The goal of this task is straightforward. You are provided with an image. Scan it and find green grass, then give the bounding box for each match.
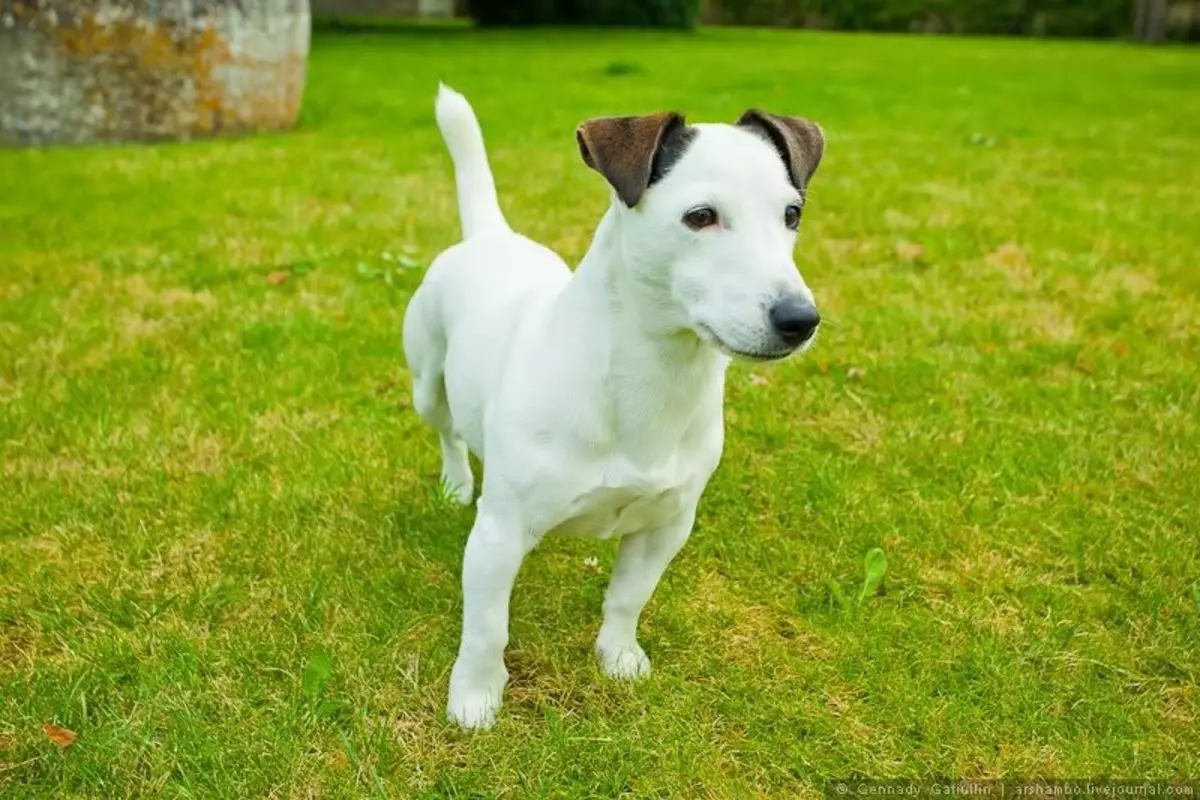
[2,24,1199,796]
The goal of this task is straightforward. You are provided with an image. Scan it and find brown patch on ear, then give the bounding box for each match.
[737,109,825,191]
[576,112,686,208]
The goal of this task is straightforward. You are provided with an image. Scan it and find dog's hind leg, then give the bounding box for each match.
[412,372,474,506]
[438,432,474,506]
[404,292,475,506]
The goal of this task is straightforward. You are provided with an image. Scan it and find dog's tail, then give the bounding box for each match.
[435,83,508,239]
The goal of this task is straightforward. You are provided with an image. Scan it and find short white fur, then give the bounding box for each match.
[402,85,821,729]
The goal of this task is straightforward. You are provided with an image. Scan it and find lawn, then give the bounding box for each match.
[2,22,1199,796]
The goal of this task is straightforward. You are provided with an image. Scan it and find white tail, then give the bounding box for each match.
[435,83,508,239]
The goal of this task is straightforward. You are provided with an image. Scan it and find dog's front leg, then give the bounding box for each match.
[595,509,695,680]
[448,507,532,729]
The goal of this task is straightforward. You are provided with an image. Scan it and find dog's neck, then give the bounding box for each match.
[556,205,729,457]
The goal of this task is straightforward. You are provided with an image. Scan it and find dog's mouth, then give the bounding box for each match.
[695,324,796,363]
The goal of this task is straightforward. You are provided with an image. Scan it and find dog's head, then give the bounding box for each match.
[577,109,824,360]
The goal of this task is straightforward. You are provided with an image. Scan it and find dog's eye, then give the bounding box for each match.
[683,206,719,230]
[784,203,803,230]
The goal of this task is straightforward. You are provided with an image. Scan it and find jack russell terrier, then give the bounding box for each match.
[403,84,824,729]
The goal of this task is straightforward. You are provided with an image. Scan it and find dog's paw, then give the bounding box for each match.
[596,641,651,680]
[438,441,474,506]
[447,657,506,730]
[447,687,502,730]
[439,476,474,506]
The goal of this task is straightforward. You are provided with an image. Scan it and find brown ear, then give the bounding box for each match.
[576,112,687,208]
[736,109,825,192]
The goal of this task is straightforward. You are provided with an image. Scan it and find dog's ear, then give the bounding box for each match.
[576,112,687,208]
[736,110,825,192]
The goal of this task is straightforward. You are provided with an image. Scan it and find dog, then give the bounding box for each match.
[403,84,824,729]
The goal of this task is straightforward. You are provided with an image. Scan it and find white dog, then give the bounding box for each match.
[403,84,824,729]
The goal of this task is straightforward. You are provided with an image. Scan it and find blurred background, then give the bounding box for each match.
[1,0,1195,147]
[309,0,1199,40]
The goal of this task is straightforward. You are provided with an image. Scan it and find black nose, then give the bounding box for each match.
[769,297,820,346]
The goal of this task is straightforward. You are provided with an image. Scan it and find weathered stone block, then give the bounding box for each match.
[0,0,310,145]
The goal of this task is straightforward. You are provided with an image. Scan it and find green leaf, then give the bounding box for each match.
[302,652,333,700]
[858,548,888,605]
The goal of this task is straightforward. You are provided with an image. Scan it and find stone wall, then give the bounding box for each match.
[0,0,311,145]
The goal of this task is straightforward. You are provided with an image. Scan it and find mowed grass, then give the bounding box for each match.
[2,24,1199,796]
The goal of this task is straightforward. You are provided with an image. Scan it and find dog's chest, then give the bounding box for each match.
[549,466,689,540]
